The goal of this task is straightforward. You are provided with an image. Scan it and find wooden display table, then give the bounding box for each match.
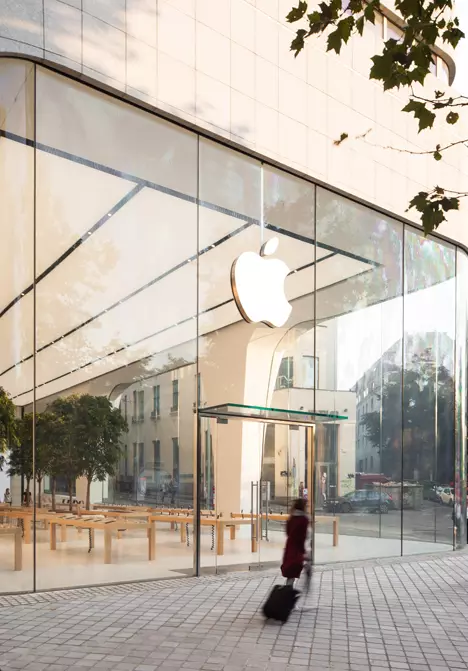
[150,513,252,556]
[0,527,22,571]
[0,507,60,544]
[230,512,340,547]
[47,515,155,564]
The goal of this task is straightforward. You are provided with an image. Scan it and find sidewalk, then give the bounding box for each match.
[1,552,468,671]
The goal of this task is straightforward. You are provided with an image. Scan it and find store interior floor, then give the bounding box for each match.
[0,521,453,593]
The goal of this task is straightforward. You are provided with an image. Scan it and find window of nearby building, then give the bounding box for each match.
[133,443,138,474]
[138,390,144,420]
[153,440,161,472]
[153,385,160,417]
[359,460,364,472]
[302,355,319,388]
[276,356,294,389]
[123,395,127,420]
[370,455,374,471]
[172,437,179,480]
[139,443,144,472]
[124,445,128,476]
[172,380,179,412]
[132,390,137,422]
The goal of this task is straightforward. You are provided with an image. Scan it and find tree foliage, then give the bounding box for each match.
[0,386,17,457]
[360,349,454,482]
[7,395,127,511]
[287,0,466,234]
[72,395,127,509]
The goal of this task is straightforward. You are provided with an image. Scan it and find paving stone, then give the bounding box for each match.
[1,553,468,670]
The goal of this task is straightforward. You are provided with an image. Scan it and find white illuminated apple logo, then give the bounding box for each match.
[231,237,292,328]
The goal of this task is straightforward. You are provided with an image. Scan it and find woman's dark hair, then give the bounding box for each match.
[291,498,306,512]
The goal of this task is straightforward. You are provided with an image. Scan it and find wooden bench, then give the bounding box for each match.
[0,527,22,571]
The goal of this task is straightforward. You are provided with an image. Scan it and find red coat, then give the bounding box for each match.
[281,512,309,579]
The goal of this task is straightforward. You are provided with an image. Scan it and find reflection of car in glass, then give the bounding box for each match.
[439,487,454,505]
[325,490,395,514]
[428,486,442,503]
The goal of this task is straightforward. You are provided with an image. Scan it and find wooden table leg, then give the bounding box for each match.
[117,530,122,540]
[216,522,224,556]
[180,523,186,543]
[23,520,31,545]
[333,518,339,547]
[60,524,67,542]
[148,524,155,561]
[229,525,236,540]
[50,523,57,551]
[104,530,112,564]
[170,522,175,530]
[90,528,95,549]
[14,530,22,571]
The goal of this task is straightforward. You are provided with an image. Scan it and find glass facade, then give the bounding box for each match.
[0,58,466,592]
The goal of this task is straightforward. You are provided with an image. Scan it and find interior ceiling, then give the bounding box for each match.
[0,137,376,407]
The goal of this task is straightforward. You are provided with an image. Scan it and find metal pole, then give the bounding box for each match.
[307,425,316,564]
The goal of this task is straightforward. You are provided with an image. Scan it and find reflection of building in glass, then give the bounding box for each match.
[355,332,454,480]
[0,0,466,593]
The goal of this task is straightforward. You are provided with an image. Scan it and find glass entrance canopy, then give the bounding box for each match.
[199,403,348,425]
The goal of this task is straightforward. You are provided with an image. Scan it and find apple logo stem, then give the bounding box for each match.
[231,237,292,328]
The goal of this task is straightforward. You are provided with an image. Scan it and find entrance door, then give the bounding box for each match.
[198,414,314,575]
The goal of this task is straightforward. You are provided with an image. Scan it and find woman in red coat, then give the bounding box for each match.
[281,498,309,586]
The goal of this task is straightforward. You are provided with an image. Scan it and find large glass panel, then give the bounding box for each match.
[403,231,456,553]
[455,250,468,549]
[34,66,198,589]
[0,59,35,592]
[315,187,404,563]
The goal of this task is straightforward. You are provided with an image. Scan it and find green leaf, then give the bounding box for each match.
[327,28,343,53]
[356,16,364,35]
[401,99,436,132]
[291,29,307,56]
[286,1,308,23]
[433,151,442,161]
[446,111,459,125]
[408,189,460,235]
[363,2,376,23]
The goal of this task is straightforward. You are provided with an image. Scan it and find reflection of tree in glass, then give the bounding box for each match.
[361,346,454,484]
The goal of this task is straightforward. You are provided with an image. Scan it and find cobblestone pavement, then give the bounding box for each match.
[1,552,468,671]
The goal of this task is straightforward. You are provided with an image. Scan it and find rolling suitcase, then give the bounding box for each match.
[262,584,300,623]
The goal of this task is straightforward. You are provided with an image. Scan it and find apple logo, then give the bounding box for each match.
[231,237,292,328]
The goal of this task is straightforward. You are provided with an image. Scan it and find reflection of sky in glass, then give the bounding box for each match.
[336,233,456,391]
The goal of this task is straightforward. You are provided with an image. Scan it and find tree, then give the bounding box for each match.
[47,396,84,511]
[9,415,34,503]
[361,347,454,482]
[0,386,17,462]
[287,0,465,234]
[72,395,127,510]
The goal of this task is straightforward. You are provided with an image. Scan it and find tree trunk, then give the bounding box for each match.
[25,478,31,506]
[86,477,91,511]
[37,476,42,509]
[51,477,56,512]
[68,478,73,511]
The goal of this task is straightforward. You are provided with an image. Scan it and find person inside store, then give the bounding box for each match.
[281,498,309,587]
[3,488,11,505]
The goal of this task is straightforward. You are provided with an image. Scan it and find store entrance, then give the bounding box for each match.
[195,404,344,576]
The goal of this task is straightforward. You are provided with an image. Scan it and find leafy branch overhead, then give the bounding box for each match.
[287,0,466,234]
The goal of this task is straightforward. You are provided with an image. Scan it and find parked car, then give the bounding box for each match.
[428,485,442,503]
[439,487,454,505]
[325,489,395,514]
